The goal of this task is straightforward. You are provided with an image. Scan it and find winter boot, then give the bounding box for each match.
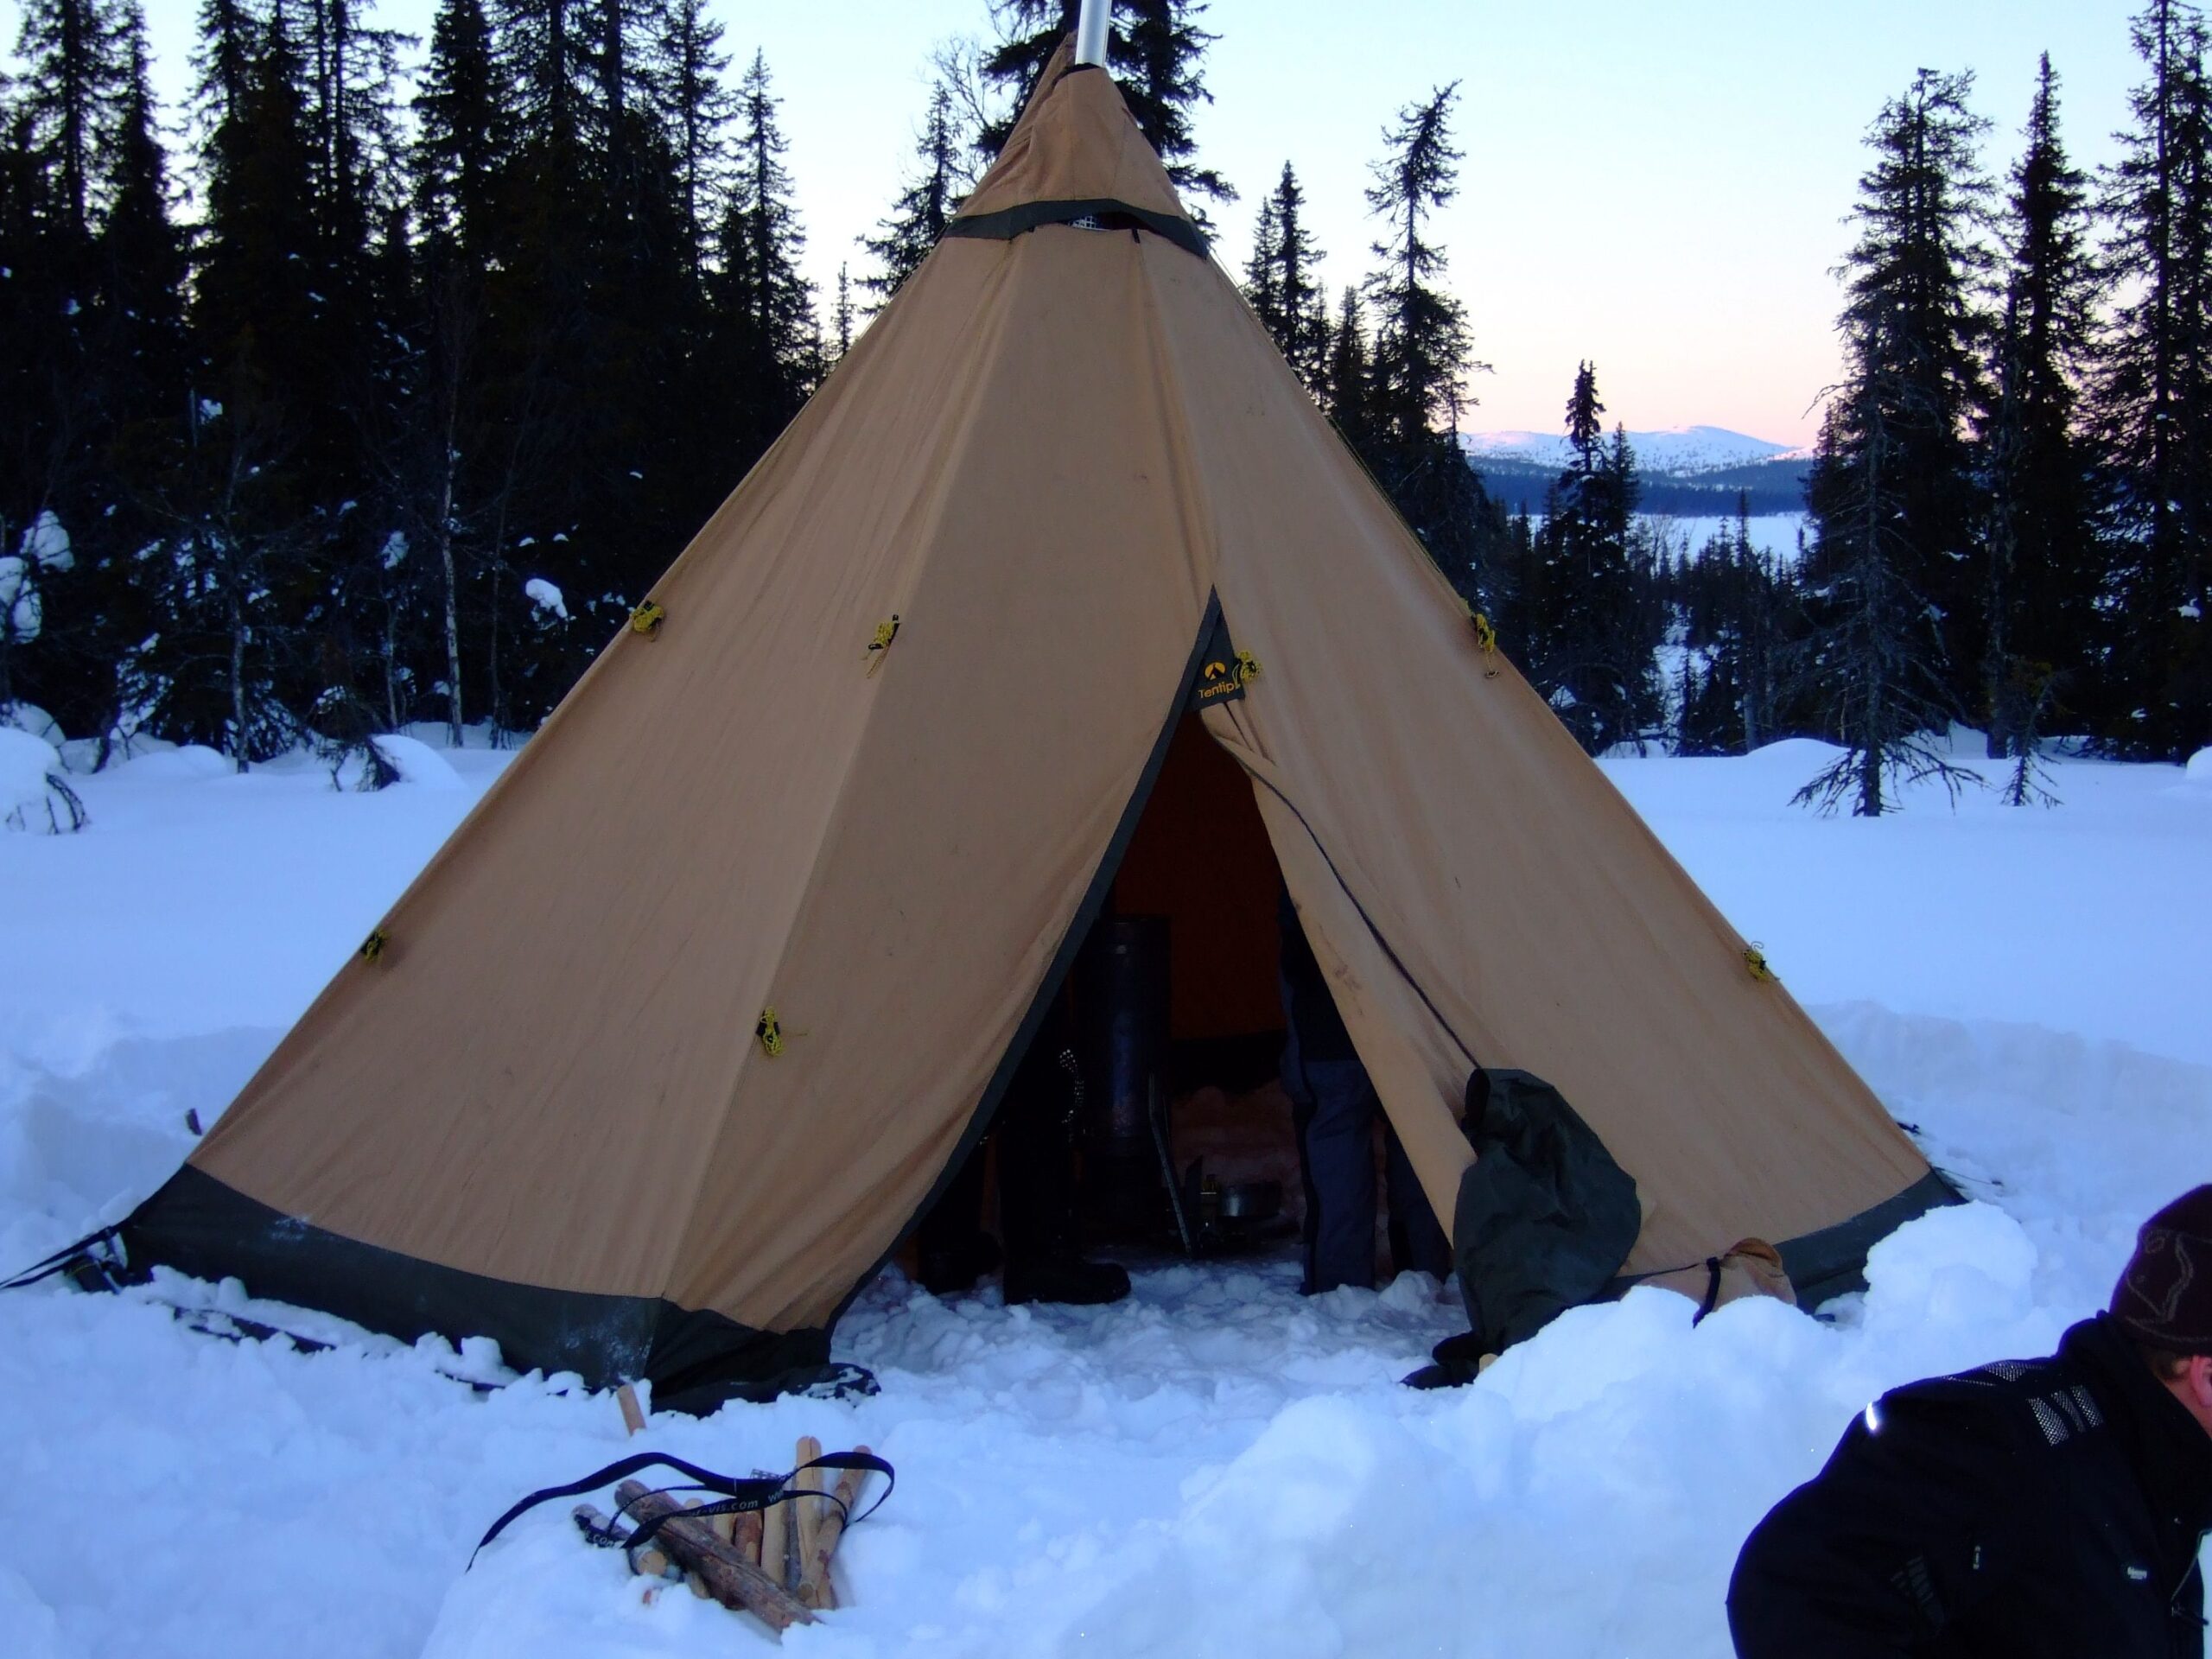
[1003,1253,1132,1306]
[918,1228,1002,1296]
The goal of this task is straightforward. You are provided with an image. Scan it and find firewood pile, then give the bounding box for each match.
[575,1433,875,1637]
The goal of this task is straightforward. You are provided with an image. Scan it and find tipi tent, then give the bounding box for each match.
[116,48,1947,1408]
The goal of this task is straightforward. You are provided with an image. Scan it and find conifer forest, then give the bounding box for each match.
[4,0,2210,814]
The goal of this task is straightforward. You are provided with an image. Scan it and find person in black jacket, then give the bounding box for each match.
[1728,1185,2212,1657]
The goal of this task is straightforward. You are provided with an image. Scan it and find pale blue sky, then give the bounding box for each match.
[12,1,2152,443]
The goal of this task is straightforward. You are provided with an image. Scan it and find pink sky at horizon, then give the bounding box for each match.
[13,0,2153,447]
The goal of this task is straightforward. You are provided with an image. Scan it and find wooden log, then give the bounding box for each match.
[760,1485,790,1592]
[797,1448,872,1611]
[613,1480,816,1635]
[793,1436,823,1572]
[732,1505,764,1567]
[682,1500,711,1596]
[785,1495,804,1590]
[615,1382,646,1436]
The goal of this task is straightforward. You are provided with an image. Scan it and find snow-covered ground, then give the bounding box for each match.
[1462,424,1799,474]
[3,731,2209,1659]
[1643,509,1808,565]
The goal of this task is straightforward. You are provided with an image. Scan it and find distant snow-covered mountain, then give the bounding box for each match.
[1461,424,1802,475]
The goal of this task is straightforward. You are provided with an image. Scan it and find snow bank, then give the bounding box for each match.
[0,728,57,816]
[0,728,82,833]
[328,734,466,792]
[370,734,464,789]
[3,702,62,744]
[114,743,232,781]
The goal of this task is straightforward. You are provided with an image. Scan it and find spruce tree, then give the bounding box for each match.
[1242,191,1279,328]
[416,0,505,258]
[657,0,734,283]
[1832,68,1995,715]
[2093,0,2212,760]
[1242,162,1328,396]
[1117,0,1232,219]
[0,0,130,728]
[1357,82,1503,613]
[409,0,511,744]
[1530,365,1661,753]
[1323,284,1373,450]
[73,5,188,753]
[299,0,412,753]
[10,0,127,255]
[1677,497,1794,756]
[152,0,328,762]
[861,79,964,308]
[702,51,814,481]
[1795,350,1980,816]
[1984,54,2096,766]
[1363,82,1474,452]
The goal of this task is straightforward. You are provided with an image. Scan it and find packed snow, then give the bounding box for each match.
[0,726,2207,1659]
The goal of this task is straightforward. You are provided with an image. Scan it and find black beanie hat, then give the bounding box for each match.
[2111,1185,2212,1355]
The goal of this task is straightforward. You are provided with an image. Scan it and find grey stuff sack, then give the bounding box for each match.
[1453,1067,1642,1355]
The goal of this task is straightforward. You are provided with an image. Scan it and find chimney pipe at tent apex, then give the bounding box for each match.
[1076,0,1111,67]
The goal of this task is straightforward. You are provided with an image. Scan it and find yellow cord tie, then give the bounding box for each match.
[359,929,389,965]
[1231,649,1262,688]
[1471,610,1500,677]
[1744,944,1779,984]
[756,1007,786,1057]
[629,600,666,639]
[866,614,901,676]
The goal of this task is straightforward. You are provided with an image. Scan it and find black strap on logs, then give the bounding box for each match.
[470,1448,894,1567]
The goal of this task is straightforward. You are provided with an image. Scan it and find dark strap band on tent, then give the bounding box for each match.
[470,1448,893,1567]
[944,197,1208,257]
[1,1224,121,1291]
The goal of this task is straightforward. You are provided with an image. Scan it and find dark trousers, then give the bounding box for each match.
[918,1002,1081,1268]
[1284,1036,1451,1293]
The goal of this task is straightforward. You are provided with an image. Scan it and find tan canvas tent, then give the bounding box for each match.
[118,48,1947,1407]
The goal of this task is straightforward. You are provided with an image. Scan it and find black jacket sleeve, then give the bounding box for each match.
[1727,1382,2028,1658]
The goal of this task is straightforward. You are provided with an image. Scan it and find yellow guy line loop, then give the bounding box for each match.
[1232,649,1262,688]
[629,600,666,639]
[756,1007,786,1057]
[866,614,901,676]
[1470,609,1500,677]
[359,929,389,965]
[1743,944,1779,984]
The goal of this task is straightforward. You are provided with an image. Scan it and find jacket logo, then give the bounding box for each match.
[2125,1228,2194,1328]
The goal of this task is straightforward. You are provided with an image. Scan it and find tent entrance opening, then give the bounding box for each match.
[1077,711,1301,1255]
